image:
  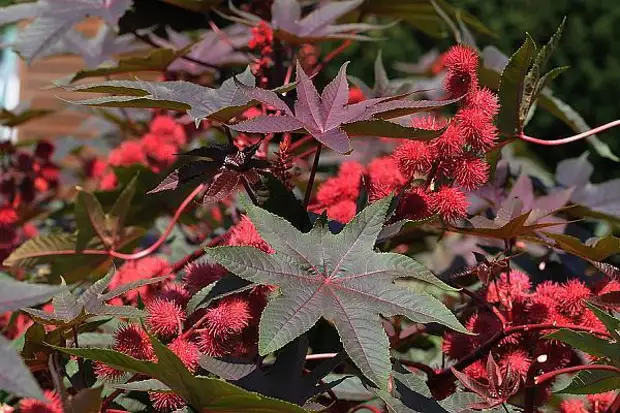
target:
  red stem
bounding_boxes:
[293,146,317,161]
[534,364,620,385]
[169,233,226,274]
[305,353,338,361]
[519,119,620,146]
[13,184,205,262]
[312,40,353,76]
[397,359,436,377]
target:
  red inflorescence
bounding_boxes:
[226,215,273,253]
[149,391,186,413]
[19,390,63,413]
[451,154,490,190]
[393,140,434,180]
[168,337,200,373]
[114,324,155,361]
[183,261,228,295]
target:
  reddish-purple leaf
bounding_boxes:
[232,115,304,134]
[321,62,351,130]
[295,61,323,129]
[202,169,240,204]
[148,170,180,194]
[313,128,351,154]
[234,77,293,116]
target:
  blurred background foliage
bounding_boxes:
[323,0,620,181]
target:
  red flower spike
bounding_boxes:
[183,262,227,295]
[465,87,500,118]
[314,161,364,207]
[451,155,489,190]
[348,87,365,104]
[141,134,177,166]
[146,298,186,338]
[159,283,191,308]
[168,338,200,373]
[114,324,155,360]
[392,141,434,179]
[430,186,469,222]
[452,354,520,410]
[560,399,589,413]
[442,330,472,360]
[19,390,63,413]
[454,108,498,152]
[149,391,186,413]
[206,296,251,337]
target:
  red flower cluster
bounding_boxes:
[90,115,187,190]
[391,45,499,222]
[442,271,618,401]
[311,45,498,224]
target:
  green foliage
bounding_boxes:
[205,196,465,389]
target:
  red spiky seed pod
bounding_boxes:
[146,298,186,339]
[430,186,469,222]
[443,44,479,97]
[114,324,155,360]
[168,338,200,373]
[206,296,251,337]
[149,391,186,413]
[392,141,434,179]
[451,155,490,190]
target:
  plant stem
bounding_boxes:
[304,143,322,207]
[518,119,620,146]
[225,127,235,146]
[305,352,339,361]
[534,364,620,385]
[312,40,353,76]
[242,176,258,205]
[101,373,140,412]
[11,184,205,262]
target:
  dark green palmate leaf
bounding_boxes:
[53,333,306,413]
[204,195,466,389]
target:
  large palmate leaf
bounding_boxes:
[60,66,256,123]
[204,195,466,389]
[149,24,250,75]
[54,332,307,412]
[0,0,132,63]
[231,62,456,153]
[222,0,389,44]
